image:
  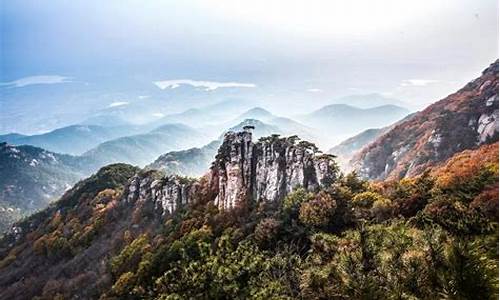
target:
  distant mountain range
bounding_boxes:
[233,107,275,121]
[0,99,409,156]
[154,99,255,128]
[328,128,386,170]
[223,119,283,139]
[301,103,409,128]
[330,93,411,109]
[0,125,142,155]
[82,123,209,167]
[350,60,499,180]
[298,103,410,145]
[147,140,221,177]
[328,113,417,171]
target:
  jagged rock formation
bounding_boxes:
[210,131,338,210]
[126,173,199,215]
[118,131,338,216]
[350,60,499,180]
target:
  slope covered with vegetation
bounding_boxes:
[351,60,499,180]
[0,135,497,299]
[0,143,98,232]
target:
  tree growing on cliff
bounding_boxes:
[299,191,336,227]
[297,140,320,154]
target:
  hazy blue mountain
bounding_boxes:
[233,107,274,122]
[147,140,221,177]
[202,99,255,115]
[157,108,218,126]
[227,107,319,142]
[0,125,137,155]
[307,104,409,120]
[80,115,132,127]
[268,116,319,143]
[327,128,386,170]
[82,123,208,167]
[327,112,418,171]
[298,103,410,145]
[0,142,97,232]
[0,133,27,142]
[331,93,410,109]
[155,99,254,128]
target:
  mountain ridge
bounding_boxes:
[350,60,499,180]
[0,142,98,231]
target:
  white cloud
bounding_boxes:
[400,79,439,87]
[138,95,150,99]
[152,112,165,117]
[153,79,256,91]
[307,88,323,93]
[0,75,72,88]
[108,101,129,108]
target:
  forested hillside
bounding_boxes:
[0,132,497,299]
[351,60,499,180]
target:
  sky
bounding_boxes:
[0,0,498,133]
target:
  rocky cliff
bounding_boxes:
[210,131,338,210]
[125,173,199,216]
[119,131,338,217]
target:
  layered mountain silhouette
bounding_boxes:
[298,103,410,145]
[146,140,221,177]
[328,113,417,170]
[0,125,140,155]
[82,124,208,167]
[329,93,411,109]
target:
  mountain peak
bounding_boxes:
[331,93,409,109]
[244,106,272,114]
[211,130,338,208]
[236,107,274,121]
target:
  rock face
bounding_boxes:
[122,131,338,214]
[350,60,499,180]
[211,131,338,210]
[125,173,199,216]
